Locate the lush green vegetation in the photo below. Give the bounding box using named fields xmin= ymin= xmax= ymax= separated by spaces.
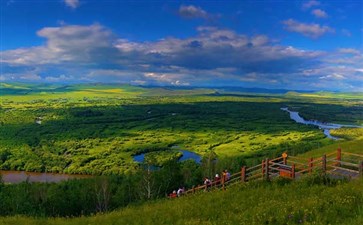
xmin=0 ymin=134 xmax=361 ymax=219
xmin=284 ymin=92 xmax=363 ymax=125
xmin=1 ymin=176 xmax=362 ymax=225
xmin=0 ymin=160 xmax=186 ymax=217
xmin=330 ymin=128 xmax=363 ymax=140
xmin=1 ymin=83 xmax=363 ymax=224
xmin=3 ymin=83 xmax=353 ymax=175
xmin=143 ymin=151 xmax=183 ymax=166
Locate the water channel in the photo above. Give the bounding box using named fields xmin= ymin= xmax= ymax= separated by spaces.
xmin=4 ymin=109 xmax=360 ymax=183
xmin=281 ymin=107 xmax=362 ymax=140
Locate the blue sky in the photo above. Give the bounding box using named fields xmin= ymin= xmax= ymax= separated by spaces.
xmin=1 ymin=0 xmax=362 ymax=91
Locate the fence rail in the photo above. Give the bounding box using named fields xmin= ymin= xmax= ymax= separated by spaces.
xmin=178 ymin=148 xmax=363 ymax=198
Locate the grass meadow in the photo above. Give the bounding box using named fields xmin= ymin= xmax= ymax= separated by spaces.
xmin=0 ymin=83 xmax=362 ymax=224
xmin=1 ymin=176 xmax=362 ymax=225
xmin=3 ymin=83 xmax=356 ymax=175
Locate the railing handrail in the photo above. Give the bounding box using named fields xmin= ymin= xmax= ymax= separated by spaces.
xmin=327 ymin=159 xmax=360 ymax=168
xmin=342 ymin=152 xmax=363 ymax=157
xmin=270 ymin=156 xmax=284 ymax=162
xmin=310 ymin=157 xmax=322 ymax=163
xmin=326 ymin=152 xmax=336 ymax=157
xmin=180 ymin=149 xmax=363 ymax=197
xmin=246 ymin=163 xmax=263 ymax=172
xmin=269 ymin=161 xmax=291 ymax=167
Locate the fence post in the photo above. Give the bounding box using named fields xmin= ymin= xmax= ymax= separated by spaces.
xmin=309 ymin=157 xmax=313 ymax=174
xmin=261 ymin=159 xmax=265 ymax=178
xmin=359 ymin=161 xmax=363 ymax=177
xmin=291 ymin=164 xmax=296 ymax=179
xmin=192 ymin=185 xmax=195 ymax=194
xmin=241 ymin=166 xmax=246 ymax=182
xmin=336 ymin=147 xmax=341 ymax=167
xmin=222 ymin=173 xmax=225 ymax=190
xmin=282 ymin=152 xmax=287 ymax=165
xmin=265 ymin=158 xmax=270 ymax=181
xmin=322 ymin=154 xmax=326 ymax=174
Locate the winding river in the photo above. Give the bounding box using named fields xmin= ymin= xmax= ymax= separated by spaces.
xmin=3 ymin=109 xmax=360 ymax=183
xmin=281 ymin=107 xmax=362 ymax=140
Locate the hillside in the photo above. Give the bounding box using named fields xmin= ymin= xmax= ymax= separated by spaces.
xmin=1 ymin=141 xmax=363 ymax=225
xmin=1 ymin=176 xmax=362 ymax=225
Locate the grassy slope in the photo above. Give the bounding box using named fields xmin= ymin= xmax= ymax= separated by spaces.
xmin=1 ymin=178 xmax=362 ymax=225
xmin=1 ymin=140 xmax=363 ymax=225
xmin=298 ymin=139 xmax=363 ymax=158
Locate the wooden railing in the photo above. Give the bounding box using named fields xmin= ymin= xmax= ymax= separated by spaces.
xmin=181 ymin=148 xmax=363 ymax=197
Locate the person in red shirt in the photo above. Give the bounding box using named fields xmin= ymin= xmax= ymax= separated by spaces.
xmin=169 ymin=190 xmax=177 ymax=198
xmin=214 ymin=174 xmax=221 ymax=186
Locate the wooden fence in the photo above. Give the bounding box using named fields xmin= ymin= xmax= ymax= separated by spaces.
xmin=182 ymin=148 xmax=363 ymax=196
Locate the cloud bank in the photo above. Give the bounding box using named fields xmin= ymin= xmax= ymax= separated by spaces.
xmin=302 ymin=0 xmax=320 ymax=10
xmin=283 ymin=19 xmax=334 ymax=38
xmin=1 ymin=24 xmax=361 ymax=91
xmin=178 ymin=5 xmax=209 ymax=19
xmin=64 ymin=0 xmax=80 ymax=9
xmin=311 ymin=9 xmax=328 ymax=18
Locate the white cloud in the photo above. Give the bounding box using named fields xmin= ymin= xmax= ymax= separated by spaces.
xmin=144 ymin=72 xmax=189 ymax=86
xmin=19 ymin=74 xmax=41 ymax=81
xmin=319 ymin=73 xmax=345 ymax=80
xmin=302 ymin=0 xmax=320 ymax=10
xmin=64 ymin=0 xmax=80 ymax=9
xmin=1 ymin=24 xmax=115 ymax=65
xmin=45 ymin=75 xmax=74 ymax=82
xmin=311 ymin=9 xmax=328 ymax=18
xmin=0 ymin=24 xmax=323 ymax=86
xmin=282 ymin=19 xmax=334 ymax=38
xmin=251 ymin=35 xmax=269 ymax=46
xmin=2 ymin=23 xmax=361 ymax=90
xmin=338 ymin=48 xmax=360 ymax=55
xmin=172 ymin=80 xmax=190 ymax=86
xmin=178 ymin=5 xmax=211 ymax=19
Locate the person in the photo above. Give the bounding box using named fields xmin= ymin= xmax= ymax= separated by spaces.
xmin=214 ymin=174 xmax=221 ymax=186
xmin=222 ymin=170 xmax=227 ymax=182
xmin=204 ymin=177 xmax=211 ymax=191
xmin=177 ymin=187 xmax=184 ymax=197
xmin=226 ymin=170 xmax=231 ymax=181
xmin=169 ymin=190 xmax=177 ymax=198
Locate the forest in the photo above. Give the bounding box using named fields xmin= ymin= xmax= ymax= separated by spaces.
xmin=0 ymin=83 xmax=362 ymax=217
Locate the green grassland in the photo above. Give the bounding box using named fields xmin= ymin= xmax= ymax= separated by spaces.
xmin=1 ymin=83 xmax=363 ymax=224
xmin=298 ymin=139 xmax=363 ymax=159
xmin=1 ymin=135 xmax=362 ymax=224
xmin=330 ymin=128 xmax=363 ymax=141
xmin=1 ymin=176 xmax=362 ymax=225
xmin=1 ymin=83 xmax=362 ymax=175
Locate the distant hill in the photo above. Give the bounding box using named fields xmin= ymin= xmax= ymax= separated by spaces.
xmin=0 ymin=82 xmax=144 ymax=95
xmin=142 ymin=85 xmax=315 ymax=94
xmin=212 ymin=86 xmax=314 ymax=94
xmin=3 ymin=83 xmax=362 ymax=98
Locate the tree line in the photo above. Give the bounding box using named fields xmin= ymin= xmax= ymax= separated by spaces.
xmin=0 ymin=154 xmax=247 ymax=217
